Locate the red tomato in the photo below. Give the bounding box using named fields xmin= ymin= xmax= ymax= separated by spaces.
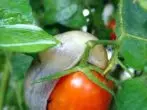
xmin=47 ymin=71 xmax=113 ymax=110
xmin=107 ymin=19 xmax=117 ymax=40
xmin=107 ymin=19 xmax=116 ymax=30
xmin=110 ymin=32 xmax=116 ymax=40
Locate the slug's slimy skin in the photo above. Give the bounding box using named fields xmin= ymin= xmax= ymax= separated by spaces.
xmin=39 ymin=31 xmax=108 ymax=70
xmin=25 ymin=31 xmax=108 ymax=110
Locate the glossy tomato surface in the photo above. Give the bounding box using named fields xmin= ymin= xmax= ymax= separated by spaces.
xmin=47 ymin=71 xmax=113 ymax=110
xmin=107 ymin=19 xmax=116 ymax=30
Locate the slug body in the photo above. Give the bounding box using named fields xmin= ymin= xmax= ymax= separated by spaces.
xmin=25 ymin=31 xmax=108 ymax=110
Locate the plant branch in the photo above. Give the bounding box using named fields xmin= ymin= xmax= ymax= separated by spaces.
xmin=106 ymin=75 xmax=120 ymax=86
xmin=33 ymin=67 xmax=80 ymax=84
xmin=79 ymin=40 xmax=117 ymax=67
xmin=79 ymin=67 xmax=115 ymax=96
xmin=0 ymin=59 xmax=11 ymax=110
xmin=103 ymin=46 xmax=119 ymax=75
xmin=88 ymin=65 xmax=103 ymax=73
xmin=117 ymin=59 xmax=134 ymax=77
xmin=79 ymin=45 xmax=91 ymax=66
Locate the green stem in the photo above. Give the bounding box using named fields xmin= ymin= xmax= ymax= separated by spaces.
xmin=79 ymin=40 xmax=117 ymax=66
xmin=0 ymin=60 xmax=11 ymax=110
xmin=79 ymin=45 xmax=91 ymax=66
xmin=103 ymin=47 xmax=119 ymax=75
xmin=117 ymin=59 xmax=134 ymax=77
xmin=85 ymin=40 xmax=119 ymax=75
xmin=79 ymin=40 xmax=119 ymax=75
xmin=88 ymin=65 xmax=104 ymax=73
xmin=80 ymin=40 xmax=118 ymax=69
xmin=106 ymin=75 xmax=120 ymax=86
xmin=11 ymin=80 xmax=23 ymax=110
xmin=79 ymin=67 xmax=115 ymax=96
xmin=87 ymin=40 xmax=118 ymax=48
xmin=33 ymin=67 xmax=80 ymax=84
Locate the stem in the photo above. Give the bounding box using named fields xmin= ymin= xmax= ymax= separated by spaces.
xmin=11 ymin=80 xmax=23 ymax=110
xmin=87 ymin=40 xmax=118 ymax=48
xmin=80 ymin=40 xmax=118 ymax=70
xmin=117 ymin=59 xmax=134 ymax=77
xmin=79 ymin=67 xmax=115 ymax=96
xmin=88 ymin=65 xmax=104 ymax=73
xmin=79 ymin=40 xmax=117 ymax=66
xmin=0 ymin=60 xmax=11 ymax=110
xmin=79 ymin=40 xmax=119 ymax=76
xmin=33 ymin=67 xmax=80 ymax=84
xmin=85 ymin=40 xmax=119 ymax=75
xmin=103 ymin=47 xmax=119 ymax=75
xmin=106 ymin=75 xmax=121 ymax=86
xmin=79 ymin=45 xmax=91 ymax=66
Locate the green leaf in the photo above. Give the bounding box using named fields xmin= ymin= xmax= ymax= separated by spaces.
xmin=14 ymin=80 xmax=28 ymax=110
xmin=138 ymin=0 xmax=147 ymax=10
xmin=43 ymin=0 xmax=78 ymax=24
xmin=116 ymin=76 xmax=147 ymax=110
xmin=43 ymin=0 xmax=86 ymax=28
xmin=4 ymin=87 xmax=17 ymax=107
xmin=83 ymin=0 xmax=99 ymax=7
xmin=4 ymin=54 xmax=32 ymax=109
xmin=0 ymin=0 xmax=35 ymax=25
xmin=144 ymin=65 xmax=147 ymax=73
xmin=0 ymin=51 xmax=7 ymax=71
xmin=11 ymin=53 xmax=33 ymax=80
xmin=91 ymin=1 xmax=103 ymax=28
xmin=60 ymin=7 xmax=86 ymax=28
xmin=30 ymin=0 xmax=43 ymax=13
xmin=5 ymin=80 xmax=28 ymax=110
xmin=0 ymin=24 xmax=58 ymax=52
xmin=115 ymin=0 xmax=147 ymax=70
xmin=90 ymin=0 xmax=111 ymax=40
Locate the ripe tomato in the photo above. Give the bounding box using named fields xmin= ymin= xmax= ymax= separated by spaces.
xmin=110 ymin=32 xmax=116 ymax=40
xmin=107 ymin=19 xmax=116 ymax=30
xmin=106 ymin=19 xmax=117 ymax=40
xmin=47 ymin=71 xmax=113 ymax=110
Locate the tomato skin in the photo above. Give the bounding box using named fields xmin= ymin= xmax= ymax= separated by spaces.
xmin=110 ymin=32 xmax=116 ymax=40
xmin=107 ymin=19 xmax=117 ymax=40
xmin=107 ymin=19 xmax=116 ymax=30
xmin=47 ymin=71 xmax=113 ymax=110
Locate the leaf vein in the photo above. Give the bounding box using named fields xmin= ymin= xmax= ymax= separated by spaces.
xmin=119 ymin=0 xmax=147 ymax=43
xmin=126 ymin=33 xmax=147 ymax=42
xmin=119 ymin=0 xmax=124 ymax=34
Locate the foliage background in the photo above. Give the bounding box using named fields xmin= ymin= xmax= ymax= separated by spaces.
xmin=0 ymin=0 xmax=147 ymax=110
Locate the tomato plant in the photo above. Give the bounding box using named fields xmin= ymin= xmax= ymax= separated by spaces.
xmin=0 ymin=0 xmax=147 ymax=110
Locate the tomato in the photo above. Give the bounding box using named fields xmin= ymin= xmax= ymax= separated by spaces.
xmin=107 ymin=19 xmax=116 ymax=30
xmin=110 ymin=32 xmax=116 ymax=40
xmin=106 ymin=19 xmax=117 ymax=40
xmin=47 ymin=71 xmax=113 ymax=110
